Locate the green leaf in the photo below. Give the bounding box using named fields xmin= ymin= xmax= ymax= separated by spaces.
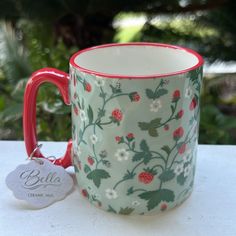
xmin=132 ymin=152 xmax=143 ymax=162
xmin=140 ymin=140 xmax=149 ymax=152
xmin=123 ymin=170 xmax=136 ymax=180
xmin=138 ymin=122 xmax=150 ymax=130
xmin=177 ymin=172 xmax=187 ymax=186
xmin=108 ymin=205 xmax=117 ymax=214
xmin=99 ymin=92 xmax=107 ymax=99
xmin=110 ymin=84 xmax=121 ymax=94
xmin=148 ymin=127 xmax=158 ymax=137
xmin=143 ymin=152 xmax=152 ymax=165
xmin=96 ymin=123 xmax=103 ymax=130
xmin=127 ymin=187 xmax=134 ymax=195
xmin=159 ymin=169 xmax=175 ymax=182
xmin=155 ymin=88 xmax=168 ymax=98
xmin=87 ymin=105 xmax=93 ymax=124
xmin=99 ymin=150 xmax=108 ymax=158
xmin=139 ymin=189 xmax=175 ymax=211
xmin=0 ymin=102 xmax=22 ymax=121
xmin=97 ymin=108 xmax=106 ymax=118
xmin=87 ymin=169 xmax=110 ymax=188
xmin=161 ymin=145 xmax=171 ymax=155
xmin=11 ymin=78 xmax=28 ymax=99
xmin=145 ymin=89 xmax=155 ymax=99
xmin=119 ymin=207 xmax=134 ymax=215
xmin=102 ymin=160 xmax=111 ymax=168
xmin=84 ymin=164 xmax=91 ymax=174
xmin=139 ymin=118 xmax=161 ymax=137
xmin=150 ymin=118 xmax=162 ymax=126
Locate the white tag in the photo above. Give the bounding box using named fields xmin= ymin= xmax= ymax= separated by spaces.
xmin=6 ymin=158 xmax=74 ymax=208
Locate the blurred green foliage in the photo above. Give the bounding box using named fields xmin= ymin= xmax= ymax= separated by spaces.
xmin=0 ymin=0 xmax=235 ymax=144
xmin=0 ymin=22 xmax=75 ymax=140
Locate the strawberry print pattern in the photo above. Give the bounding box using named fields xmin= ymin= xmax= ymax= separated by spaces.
xmin=70 ymin=65 xmax=203 ymax=215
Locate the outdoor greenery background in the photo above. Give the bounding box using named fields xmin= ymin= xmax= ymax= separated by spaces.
xmin=0 ymin=0 xmax=235 ymax=144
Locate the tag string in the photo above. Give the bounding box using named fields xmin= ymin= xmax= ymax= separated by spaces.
xmin=27 ymin=144 xmax=56 ymax=164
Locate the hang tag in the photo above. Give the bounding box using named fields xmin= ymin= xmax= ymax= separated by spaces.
xmin=6 ymin=158 xmax=74 ymax=209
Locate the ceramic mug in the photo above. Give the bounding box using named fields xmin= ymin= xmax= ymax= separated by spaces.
xmin=23 ymin=43 xmax=203 ymax=215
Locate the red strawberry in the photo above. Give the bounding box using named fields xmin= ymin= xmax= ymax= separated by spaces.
xmin=85 ymin=82 xmax=92 ymax=92
xmin=111 ymin=109 xmax=123 ymax=122
xmin=178 ymin=143 xmax=187 ymax=154
xmin=172 ymin=90 xmax=181 ymax=102
xmin=173 ymin=127 xmax=184 ymax=140
xmin=127 ymin=133 xmax=134 ymax=139
xmin=73 ymin=105 xmax=79 ymax=116
xmin=160 ymin=203 xmax=167 ymax=211
xmin=164 ymin=124 xmax=169 ymax=131
xmin=115 ymin=136 xmax=122 ymax=142
xmin=189 ymin=97 xmax=197 ymax=110
xmin=132 ymin=92 xmax=141 ymax=102
xmin=87 ymin=156 xmax=94 ymax=165
xmin=138 ymin=172 xmax=154 ymax=184
xmin=126 ymin=133 xmax=134 ymax=141
xmin=81 ymin=189 xmax=88 ymax=198
xmin=177 ymin=109 xmax=184 ymax=119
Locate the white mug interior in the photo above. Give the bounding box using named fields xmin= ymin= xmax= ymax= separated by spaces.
xmin=73 ymin=43 xmax=202 ymax=77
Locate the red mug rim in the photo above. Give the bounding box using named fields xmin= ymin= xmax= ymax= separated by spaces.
xmin=69 ymin=42 xmax=204 ymax=79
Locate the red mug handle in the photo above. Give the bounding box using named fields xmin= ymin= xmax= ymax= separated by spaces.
xmin=23 ymin=68 xmax=72 ymax=168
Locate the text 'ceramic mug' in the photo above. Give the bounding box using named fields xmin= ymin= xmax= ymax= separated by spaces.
xmin=23 ymin=43 xmax=204 ymax=215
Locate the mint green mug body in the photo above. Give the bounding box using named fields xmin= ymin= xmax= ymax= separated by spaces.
xmin=70 ymin=43 xmax=203 ymax=215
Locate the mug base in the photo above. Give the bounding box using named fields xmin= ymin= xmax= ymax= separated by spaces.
xmin=78 ymin=186 xmax=194 ymax=216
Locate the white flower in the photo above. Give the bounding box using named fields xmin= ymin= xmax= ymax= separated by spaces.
xmin=115 ymin=148 xmax=129 ymax=161
xmin=185 ymin=87 xmax=193 ymax=98
xmin=174 ymin=163 xmax=184 ymax=175
xmin=150 ymin=99 xmax=162 ymax=112
xmin=132 ymin=200 xmax=140 ymax=206
xmin=105 ymin=189 xmax=118 ymax=199
xmin=80 ymin=110 xmax=87 ymax=121
xmin=90 ymin=134 xmax=98 ymax=144
xmin=95 ymin=77 xmax=105 ymax=87
xmin=184 ymin=165 xmax=192 ymax=177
